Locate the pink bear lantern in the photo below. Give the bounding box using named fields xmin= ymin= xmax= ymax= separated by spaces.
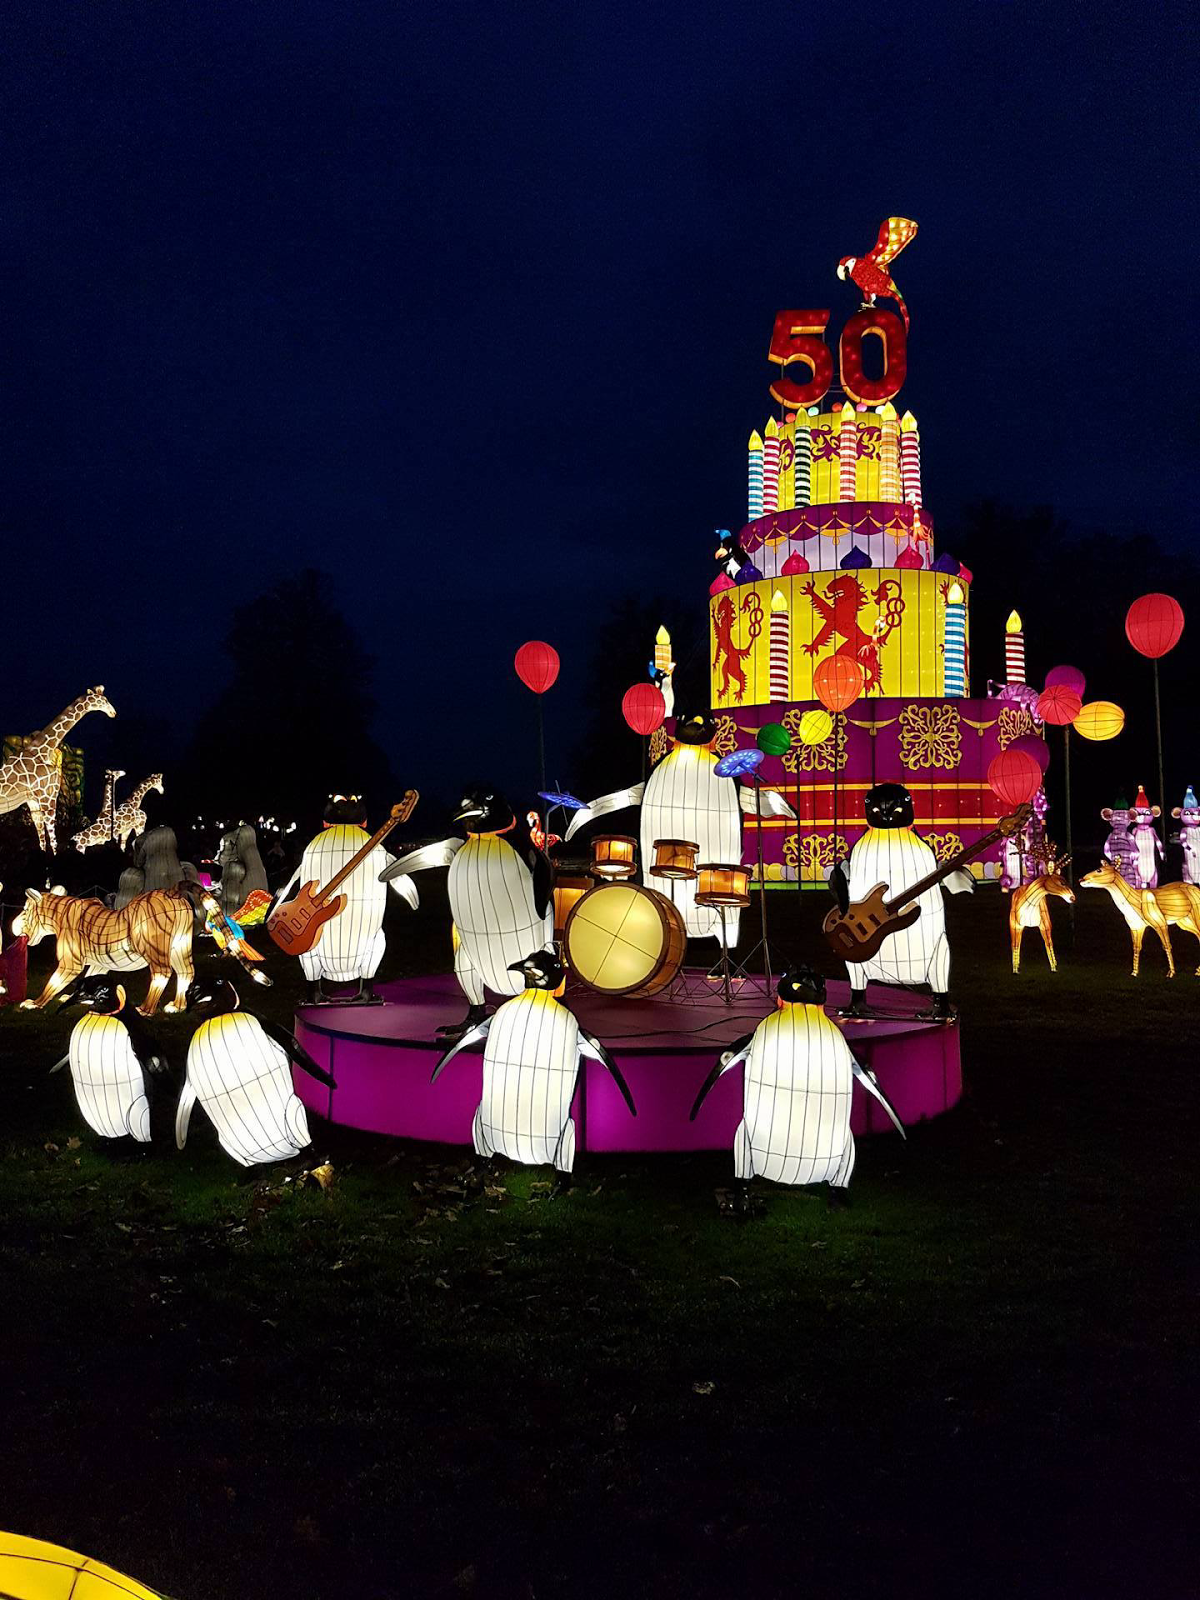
xmin=1129 ymin=785 xmax=1164 ymax=888
xmin=1100 ymin=797 xmax=1138 ymax=883
xmin=1172 ymin=786 xmax=1199 ymax=885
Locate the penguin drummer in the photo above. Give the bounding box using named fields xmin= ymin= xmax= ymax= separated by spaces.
xmin=51 ymin=974 xmax=165 ymax=1143
xmin=176 ymin=978 xmax=336 ymax=1167
xmin=431 ymin=950 xmax=635 ymax=1176
xmin=381 ymin=787 xmax=553 ymax=1038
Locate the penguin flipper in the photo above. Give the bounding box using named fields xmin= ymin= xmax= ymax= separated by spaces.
xmin=380 ymin=837 xmax=463 ymax=882
xmin=175 ymin=1081 xmax=197 ymax=1150
xmin=850 ymin=1058 xmax=906 ymax=1139
xmin=125 ymin=1013 xmax=166 ymax=1076
xmin=737 ymin=784 xmax=797 ymax=821
xmin=258 ymin=1016 xmax=336 ymax=1088
xmin=689 ymin=1035 xmax=753 ymax=1120
xmin=49 ymin=1053 xmax=70 ymax=1075
xmin=829 ymin=857 xmax=851 ymax=915
xmin=431 ymin=1016 xmax=492 ymax=1084
xmin=578 ymin=1028 xmax=636 ymax=1117
xmin=563 ymin=784 xmax=645 ymax=842
xmin=530 ymin=846 xmax=553 ymax=922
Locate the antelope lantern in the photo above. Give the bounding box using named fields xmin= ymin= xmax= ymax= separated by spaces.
xmin=1009 ymin=852 xmax=1075 ymax=974
xmin=1079 ymin=859 xmax=1200 ymax=978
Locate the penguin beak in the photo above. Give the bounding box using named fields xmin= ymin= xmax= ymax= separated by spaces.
xmin=455 ymin=805 xmax=484 ymax=823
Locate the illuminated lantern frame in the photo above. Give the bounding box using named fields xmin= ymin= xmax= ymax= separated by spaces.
xmin=590 ymin=835 xmax=638 ymax=880
xmin=649 ymin=839 xmax=699 ymax=880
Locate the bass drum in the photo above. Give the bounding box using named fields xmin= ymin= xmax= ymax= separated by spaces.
xmin=564 ymin=882 xmax=687 ymax=998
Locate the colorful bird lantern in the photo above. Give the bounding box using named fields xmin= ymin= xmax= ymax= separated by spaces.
xmin=514 ymin=641 xmax=560 ymax=694
xmin=1036 ymin=685 xmax=1082 ymax=726
xmin=797 ymin=709 xmax=834 ymax=745
xmin=813 ymin=655 xmax=865 ymax=712
xmin=987 ymin=748 xmax=1042 ymax=810
xmin=1045 ymin=664 xmax=1086 ymax=697
xmin=621 ymin=683 xmax=666 ymax=736
xmin=1125 ymin=594 xmax=1184 ymax=659
xmin=756 ymin=723 xmax=792 ymax=756
xmin=1074 ymin=701 xmax=1125 ymax=742
xmin=1007 ymin=733 xmax=1050 ymax=772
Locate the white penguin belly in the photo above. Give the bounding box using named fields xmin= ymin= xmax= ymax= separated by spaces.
xmin=449 ymin=837 xmax=553 ymax=998
xmin=299 ymin=828 xmax=389 ymax=981
xmin=185 ymin=1014 xmax=310 ymax=1166
xmin=69 ymin=1013 xmax=150 ymax=1141
xmin=846 ymin=829 xmax=948 ymax=988
xmin=641 ymin=748 xmax=742 ymax=941
xmin=474 ymin=992 xmax=580 ymax=1168
xmin=741 ymin=1010 xmax=854 ymax=1186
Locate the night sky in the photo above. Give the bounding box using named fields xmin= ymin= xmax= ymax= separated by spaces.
xmin=4 ymin=2 xmax=1196 ymax=803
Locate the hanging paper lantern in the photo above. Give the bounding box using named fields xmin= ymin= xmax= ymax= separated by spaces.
xmin=1007 ymin=733 xmax=1050 ymax=773
xmin=1036 ymin=685 xmax=1082 ymax=726
xmin=514 ymin=641 xmax=560 ymax=694
xmin=756 ymin=722 xmax=791 ymax=756
xmin=621 ymin=683 xmax=666 ymax=736
xmin=1074 ymin=701 xmax=1125 ymax=742
xmin=1045 ymin=664 xmax=1086 ymax=697
xmin=1125 ymin=593 xmax=1184 ymax=659
xmin=780 ymin=550 xmax=810 ymax=576
xmin=988 ymin=748 xmax=1042 ymax=810
xmin=797 ymin=708 xmax=834 ymax=745
xmin=813 ymin=656 xmax=864 ymax=712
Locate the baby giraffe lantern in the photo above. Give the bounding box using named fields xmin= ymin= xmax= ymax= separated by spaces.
xmin=1008 ymin=849 xmax=1075 ymax=973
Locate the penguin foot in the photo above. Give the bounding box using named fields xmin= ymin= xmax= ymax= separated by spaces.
xmin=437 ymin=1004 xmax=488 ymax=1041
xmin=549 ymin=1172 xmax=574 ymax=1199
xmin=916 ymin=995 xmax=956 ymax=1022
xmin=303 ymin=981 xmax=324 ymax=1008
xmin=837 ymin=994 xmax=873 ymax=1021
xmin=826 ymin=1185 xmax=851 ymax=1212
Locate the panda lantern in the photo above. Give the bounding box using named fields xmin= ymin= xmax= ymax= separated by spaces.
xmin=380 ymin=787 xmax=553 ymax=1039
xmin=564 ymin=711 xmax=797 ymax=948
xmin=690 ymin=966 xmax=904 ymax=1207
xmin=431 ymin=950 xmax=635 ymax=1175
xmin=831 ymin=782 xmax=974 ymax=1020
xmin=50 ymin=974 xmax=166 ymax=1143
xmin=176 ymin=978 xmax=336 ymax=1167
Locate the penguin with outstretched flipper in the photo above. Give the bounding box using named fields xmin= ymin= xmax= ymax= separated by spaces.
xmin=51 ymin=974 xmax=165 ymax=1143
xmin=381 ymin=788 xmax=554 ymax=1038
xmin=176 ymin=978 xmax=336 ymax=1167
xmin=431 ymin=951 xmax=635 ymax=1177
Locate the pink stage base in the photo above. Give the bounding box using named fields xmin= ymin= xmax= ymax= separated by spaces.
xmin=293 ymin=974 xmax=962 ymax=1153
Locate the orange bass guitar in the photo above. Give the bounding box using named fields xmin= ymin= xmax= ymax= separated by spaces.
xmin=268 ymin=792 xmax=418 ymax=957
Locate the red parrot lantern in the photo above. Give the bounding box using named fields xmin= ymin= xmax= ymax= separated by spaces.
xmin=837 ymin=217 xmax=919 ymax=328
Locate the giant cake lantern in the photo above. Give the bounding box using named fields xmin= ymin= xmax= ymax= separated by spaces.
xmin=704 ymin=219 xmax=1028 ymax=884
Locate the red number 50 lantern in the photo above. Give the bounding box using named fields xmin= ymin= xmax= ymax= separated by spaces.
xmin=839 ymin=308 xmax=907 ymax=404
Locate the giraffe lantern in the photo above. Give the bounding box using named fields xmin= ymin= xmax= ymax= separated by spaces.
xmin=0 ymin=687 xmax=116 ymax=851
xmin=112 ymin=773 xmax=164 ymax=850
xmin=71 ymin=769 xmax=126 ymax=852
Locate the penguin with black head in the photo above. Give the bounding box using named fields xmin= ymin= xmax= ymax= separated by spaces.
xmin=833 ymin=782 xmax=973 ymax=1020
xmin=176 ymin=977 xmax=336 ymax=1167
xmin=50 ymin=973 xmax=166 ymax=1143
xmin=381 ymin=787 xmax=554 ymax=1038
xmin=431 ymin=949 xmax=634 ymax=1179
xmin=690 ymin=965 xmax=904 ymax=1209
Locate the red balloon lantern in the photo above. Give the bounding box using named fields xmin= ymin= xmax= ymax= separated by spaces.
xmin=987 ymin=748 xmax=1042 ymax=810
xmin=813 ymin=655 xmax=864 ymax=712
xmin=1044 ymin=664 xmax=1086 ymax=697
xmin=1036 ymin=685 xmax=1082 ymax=726
xmin=514 ymin=641 xmax=560 ymax=695
xmin=1125 ymin=593 xmax=1184 ymax=659
xmin=621 ymin=683 xmax=666 ymax=736
xmin=1007 ymin=733 xmax=1050 ymax=773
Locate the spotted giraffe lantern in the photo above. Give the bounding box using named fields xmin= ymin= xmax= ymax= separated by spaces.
xmin=0 ymin=687 xmax=116 ymax=850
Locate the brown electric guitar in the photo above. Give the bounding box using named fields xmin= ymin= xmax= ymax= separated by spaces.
xmin=268 ymin=792 xmax=419 ymax=956
xmin=823 ymin=806 xmax=1031 ymax=963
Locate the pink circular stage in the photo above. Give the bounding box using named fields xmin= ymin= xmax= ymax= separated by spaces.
xmin=293 ymin=974 xmax=962 ymax=1152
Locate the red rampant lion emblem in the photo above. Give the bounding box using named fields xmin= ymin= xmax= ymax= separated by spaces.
xmin=803 ymin=574 xmax=904 ymax=694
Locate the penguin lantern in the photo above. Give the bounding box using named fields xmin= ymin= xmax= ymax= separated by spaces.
xmin=273 ymin=796 xmax=419 ymax=1004
xmin=50 ymin=975 xmax=166 ymax=1143
xmin=690 ymin=967 xmax=904 ymax=1201
xmin=176 ymin=978 xmax=336 ymax=1167
xmin=381 ymin=788 xmax=554 ymax=1037
xmin=832 ymin=782 xmax=973 ymax=1019
xmin=431 ymin=951 xmax=635 ymax=1174
xmin=565 ymin=712 xmax=796 ymax=947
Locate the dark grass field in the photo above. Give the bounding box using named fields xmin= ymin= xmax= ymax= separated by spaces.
xmin=0 ymin=883 xmax=1195 ymax=1600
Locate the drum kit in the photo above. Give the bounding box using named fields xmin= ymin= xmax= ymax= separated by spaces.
xmin=561 ymin=834 xmax=752 ymax=1003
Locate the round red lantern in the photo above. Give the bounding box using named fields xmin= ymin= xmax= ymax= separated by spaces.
xmin=514 ymin=641 xmax=560 ymax=695
xmin=1036 ymin=685 xmax=1082 ymax=726
xmin=1007 ymin=733 xmax=1050 ymax=773
xmin=621 ymin=683 xmax=666 ymax=736
xmin=1045 ymin=664 xmax=1086 ymax=697
xmin=813 ymin=655 xmax=864 ymax=712
xmin=1125 ymin=593 xmax=1184 ymax=659
xmin=987 ymin=748 xmax=1042 ymax=810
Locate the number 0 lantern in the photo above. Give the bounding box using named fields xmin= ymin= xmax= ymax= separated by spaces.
xmin=514 ymin=641 xmax=560 ymax=694
xmin=813 ymin=656 xmax=864 ymax=712
xmin=988 ymin=748 xmax=1042 ymax=811
xmin=621 ymin=683 xmax=666 ymax=736
xmin=1074 ymin=701 xmax=1125 ymax=742
xmin=1036 ymin=685 xmax=1082 ymax=727
xmin=1125 ymin=594 xmax=1184 ymax=659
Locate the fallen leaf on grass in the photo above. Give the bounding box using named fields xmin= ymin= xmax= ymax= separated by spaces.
xmin=718 ymin=1275 xmax=741 ymax=1289
xmin=692 ymin=1380 xmax=715 ymax=1396
xmin=302 ymin=1163 xmax=336 ymax=1191
xmin=67 ymin=1136 xmax=81 ymax=1150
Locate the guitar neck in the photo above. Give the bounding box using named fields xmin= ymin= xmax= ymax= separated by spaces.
xmin=882 ymin=812 xmax=1024 ymax=911
xmin=320 ymin=795 xmax=416 ymax=901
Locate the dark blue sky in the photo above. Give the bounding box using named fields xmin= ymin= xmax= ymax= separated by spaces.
xmin=3 ymin=1 xmax=1196 ymax=800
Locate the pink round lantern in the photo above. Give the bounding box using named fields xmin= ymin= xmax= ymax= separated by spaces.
xmin=1125 ymin=593 xmax=1184 ymax=658
xmin=621 ymin=683 xmax=666 ymax=736
xmin=1044 ymin=664 xmax=1086 ymax=697
xmin=1036 ymin=685 xmax=1082 ymax=726
xmin=1007 ymin=733 xmax=1050 ymax=773
xmin=988 ymin=748 xmax=1042 ymax=810
xmin=514 ymin=641 xmax=560 ymax=695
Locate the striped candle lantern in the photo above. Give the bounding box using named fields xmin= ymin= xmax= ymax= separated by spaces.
xmin=769 ymin=589 xmax=790 ymax=701
xmin=747 ymin=430 xmax=764 ymax=520
xmin=899 ymin=411 xmax=922 ymax=506
xmin=1005 ymin=609 xmax=1026 ymax=684
xmin=794 ymin=410 xmax=812 ymax=507
xmin=762 ymin=417 xmax=780 ymax=514
xmin=878 ymin=401 xmax=901 ymax=501
xmin=944 ymin=581 xmax=967 ymax=697
xmin=777 ymin=413 xmax=795 ymax=511
xmin=838 ymin=402 xmax=857 ymax=502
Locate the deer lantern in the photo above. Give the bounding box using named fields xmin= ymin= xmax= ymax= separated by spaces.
xmin=1009 ymin=851 xmax=1075 ymax=974
xmin=1079 ymin=859 xmax=1200 ymax=978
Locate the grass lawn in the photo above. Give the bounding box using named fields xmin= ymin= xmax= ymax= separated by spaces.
xmin=0 ymin=883 xmax=1194 ymax=1599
